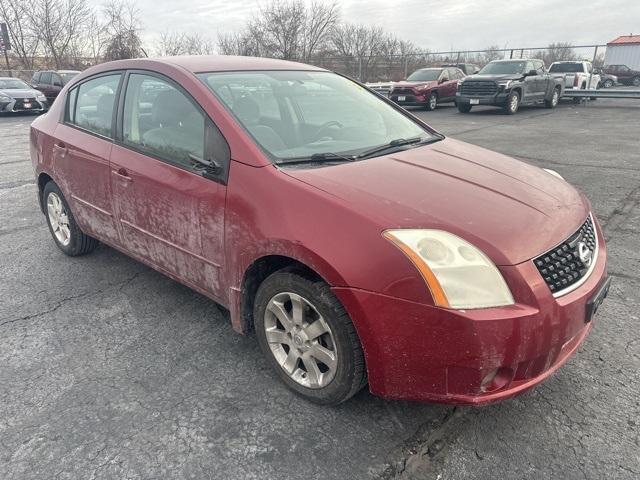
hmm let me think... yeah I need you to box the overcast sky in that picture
[127,0,639,53]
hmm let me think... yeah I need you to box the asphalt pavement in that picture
[0,97,638,479]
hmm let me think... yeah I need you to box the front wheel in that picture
[457,103,472,113]
[425,92,438,111]
[43,181,99,256]
[544,87,560,109]
[632,76,640,87]
[254,270,367,405]
[603,79,614,88]
[503,91,520,114]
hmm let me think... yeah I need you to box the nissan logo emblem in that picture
[577,242,593,267]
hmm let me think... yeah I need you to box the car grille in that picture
[392,87,415,95]
[460,81,498,96]
[14,98,37,110]
[533,215,597,295]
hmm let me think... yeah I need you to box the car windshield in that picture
[60,72,79,84]
[406,69,441,81]
[0,79,30,90]
[478,61,526,75]
[549,63,583,73]
[198,70,435,163]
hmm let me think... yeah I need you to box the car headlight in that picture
[498,81,511,89]
[36,94,47,101]
[542,168,564,180]
[383,229,515,309]
[0,92,11,101]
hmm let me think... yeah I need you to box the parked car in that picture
[0,77,48,114]
[594,68,618,88]
[603,64,640,86]
[456,59,563,114]
[30,70,80,103]
[30,56,610,406]
[389,67,464,110]
[548,61,600,103]
[441,63,480,75]
[365,81,394,97]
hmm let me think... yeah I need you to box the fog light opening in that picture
[480,367,512,393]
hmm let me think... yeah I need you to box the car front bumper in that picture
[0,98,48,113]
[456,92,510,106]
[333,219,609,405]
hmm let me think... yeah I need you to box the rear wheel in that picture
[425,92,438,111]
[503,91,520,114]
[603,79,614,88]
[632,76,640,87]
[43,181,99,256]
[254,270,367,405]
[544,87,560,108]
[457,103,472,113]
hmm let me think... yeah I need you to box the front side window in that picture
[198,70,434,164]
[407,69,442,82]
[68,74,121,138]
[479,61,526,75]
[40,72,52,84]
[122,73,205,169]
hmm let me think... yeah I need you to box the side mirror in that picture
[438,77,447,84]
[526,69,537,76]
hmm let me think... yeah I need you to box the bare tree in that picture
[217,31,264,56]
[157,31,215,56]
[480,45,503,65]
[0,0,41,69]
[300,1,338,61]
[249,0,306,59]
[102,0,144,61]
[543,42,577,65]
[32,0,91,68]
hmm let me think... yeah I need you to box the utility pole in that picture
[1,23,11,77]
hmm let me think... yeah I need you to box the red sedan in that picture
[30,56,610,405]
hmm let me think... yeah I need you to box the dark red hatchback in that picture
[30,56,610,405]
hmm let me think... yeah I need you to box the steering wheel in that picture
[312,121,343,141]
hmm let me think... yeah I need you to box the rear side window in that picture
[122,73,205,169]
[40,72,52,84]
[67,74,121,138]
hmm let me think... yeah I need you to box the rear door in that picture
[50,72,65,99]
[110,71,230,300]
[53,72,123,244]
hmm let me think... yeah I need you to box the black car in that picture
[0,77,49,114]
[455,59,564,114]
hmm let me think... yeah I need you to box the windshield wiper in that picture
[356,136,442,160]
[277,151,356,166]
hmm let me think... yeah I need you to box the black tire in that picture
[425,92,438,111]
[603,79,614,88]
[43,181,99,256]
[254,270,367,405]
[503,90,520,114]
[544,87,561,109]
[457,103,472,113]
[632,76,640,87]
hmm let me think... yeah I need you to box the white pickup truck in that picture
[548,61,601,102]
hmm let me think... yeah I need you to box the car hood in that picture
[393,80,438,89]
[0,89,42,98]
[283,138,588,266]
[464,74,523,82]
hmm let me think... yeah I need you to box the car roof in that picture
[0,77,28,81]
[491,59,542,62]
[89,55,326,74]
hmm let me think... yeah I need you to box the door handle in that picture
[53,141,67,156]
[112,167,133,182]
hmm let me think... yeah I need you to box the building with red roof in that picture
[604,34,640,70]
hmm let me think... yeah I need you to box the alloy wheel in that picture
[263,292,338,389]
[552,89,559,107]
[47,192,71,246]
[509,93,519,113]
[429,94,437,110]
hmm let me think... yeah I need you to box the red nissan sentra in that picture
[29,56,610,405]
